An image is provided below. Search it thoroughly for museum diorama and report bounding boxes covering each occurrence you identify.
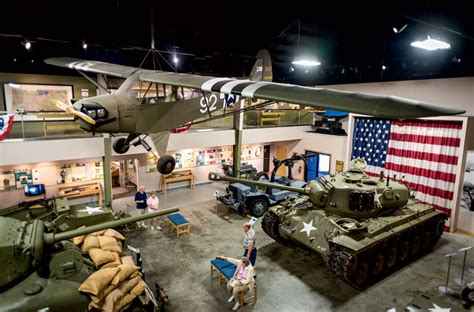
[1,1,474,311]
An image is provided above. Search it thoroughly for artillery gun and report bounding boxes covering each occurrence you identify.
[0,207,178,311]
[209,158,447,289]
[0,197,134,232]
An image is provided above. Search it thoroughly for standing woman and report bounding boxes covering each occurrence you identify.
[135,185,147,227]
[147,191,161,230]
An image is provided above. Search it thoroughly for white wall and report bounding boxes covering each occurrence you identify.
[323,77,474,116]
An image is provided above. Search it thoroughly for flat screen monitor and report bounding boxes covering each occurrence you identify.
[24,184,46,196]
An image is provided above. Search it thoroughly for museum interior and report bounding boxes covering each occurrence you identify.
[1,1,474,311]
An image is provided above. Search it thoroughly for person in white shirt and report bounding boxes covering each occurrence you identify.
[147,191,161,230]
[219,256,255,310]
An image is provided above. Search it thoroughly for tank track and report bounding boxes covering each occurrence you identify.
[328,213,446,289]
[262,211,295,247]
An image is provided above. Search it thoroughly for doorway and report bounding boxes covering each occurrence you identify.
[276,146,287,176]
[304,150,331,181]
[111,158,139,199]
[263,145,271,173]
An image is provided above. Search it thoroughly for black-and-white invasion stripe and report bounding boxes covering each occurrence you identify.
[201,79,277,98]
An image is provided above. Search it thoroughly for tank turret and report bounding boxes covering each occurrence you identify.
[0,207,178,290]
[209,157,410,219]
[209,158,447,289]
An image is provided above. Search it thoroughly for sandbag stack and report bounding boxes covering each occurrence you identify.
[72,228,148,311]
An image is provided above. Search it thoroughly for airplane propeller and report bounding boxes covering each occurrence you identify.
[51,99,96,125]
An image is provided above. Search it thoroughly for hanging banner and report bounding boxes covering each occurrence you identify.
[0,114,14,141]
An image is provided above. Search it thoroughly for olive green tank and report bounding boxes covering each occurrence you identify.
[0,207,178,311]
[209,158,447,289]
[0,197,135,232]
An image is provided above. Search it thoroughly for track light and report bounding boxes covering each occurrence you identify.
[173,55,179,64]
[22,39,32,50]
[82,40,88,50]
[392,24,407,34]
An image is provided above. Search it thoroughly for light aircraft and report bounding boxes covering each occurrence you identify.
[45,50,464,174]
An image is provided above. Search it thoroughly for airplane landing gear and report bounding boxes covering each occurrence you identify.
[113,137,130,154]
[157,155,176,175]
[112,134,176,175]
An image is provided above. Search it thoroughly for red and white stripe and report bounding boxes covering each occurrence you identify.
[0,114,14,141]
[385,120,462,228]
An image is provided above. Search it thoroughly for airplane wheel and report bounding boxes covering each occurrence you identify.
[462,286,474,308]
[157,155,176,175]
[113,138,130,154]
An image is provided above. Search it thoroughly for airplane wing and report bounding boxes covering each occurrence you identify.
[139,72,465,118]
[44,57,141,78]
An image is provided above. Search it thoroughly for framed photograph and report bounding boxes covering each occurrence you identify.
[3,83,74,120]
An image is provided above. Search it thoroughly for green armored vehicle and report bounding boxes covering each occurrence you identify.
[209,158,447,289]
[0,197,133,232]
[0,207,178,311]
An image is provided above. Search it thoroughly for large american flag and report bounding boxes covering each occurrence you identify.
[351,117,462,229]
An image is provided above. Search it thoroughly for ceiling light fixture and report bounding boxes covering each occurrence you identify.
[292,59,321,66]
[392,24,407,34]
[22,39,32,50]
[410,36,451,51]
[173,55,179,64]
[382,65,387,70]
[82,40,88,50]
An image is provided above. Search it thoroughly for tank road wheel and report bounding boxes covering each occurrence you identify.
[421,231,432,251]
[398,241,410,262]
[353,261,369,286]
[370,254,385,276]
[248,198,268,217]
[157,155,176,175]
[113,138,130,154]
[410,235,421,256]
[385,247,398,269]
[435,218,446,237]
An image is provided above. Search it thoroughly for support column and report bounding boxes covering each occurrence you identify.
[103,136,113,207]
[232,99,244,178]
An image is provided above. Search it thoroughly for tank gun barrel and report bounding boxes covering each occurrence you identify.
[208,172,308,194]
[44,207,178,244]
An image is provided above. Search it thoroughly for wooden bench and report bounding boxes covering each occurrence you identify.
[160,170,195,194]
[258,111,284,126]
[167,213,190,237]
[210,258,257,306]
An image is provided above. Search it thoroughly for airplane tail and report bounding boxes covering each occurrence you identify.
[249,49,273,81]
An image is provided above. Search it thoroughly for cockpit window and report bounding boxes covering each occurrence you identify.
[118,73,199,103]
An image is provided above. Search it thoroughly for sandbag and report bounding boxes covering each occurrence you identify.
[89,248,116,266]
[101,252,121,268]
[91,276,141,310]
[104,228,126,240]
[116,278,147,311]
[82,235,100,253]
[101,288,127,312]
[90,284,115,304]
[111,264,140,286]
[91,229,107,236]
[71,226,86,245]
[98,236,122,253]
[130,278,147,296]
[78,267,120,297]
[121,256,135,266]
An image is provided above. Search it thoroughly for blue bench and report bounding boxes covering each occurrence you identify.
[167,213,190,237]
[210,258,258,305]
[210,258,236,285]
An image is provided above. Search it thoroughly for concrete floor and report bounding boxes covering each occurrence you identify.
[114,183,474,312]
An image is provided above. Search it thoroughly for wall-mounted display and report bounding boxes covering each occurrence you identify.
[3,83,73,119]
[0,170,16,191]
[146,145,262,173]
[57,161,102,184]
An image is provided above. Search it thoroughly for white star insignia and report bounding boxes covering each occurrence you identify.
[428,303,451,312]
[79,206,104,215]
[300,220,317,237]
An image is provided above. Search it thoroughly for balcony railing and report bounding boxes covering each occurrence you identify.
[1,108,313,140]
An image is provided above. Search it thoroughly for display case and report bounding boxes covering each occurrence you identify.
[57,180,102,204]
